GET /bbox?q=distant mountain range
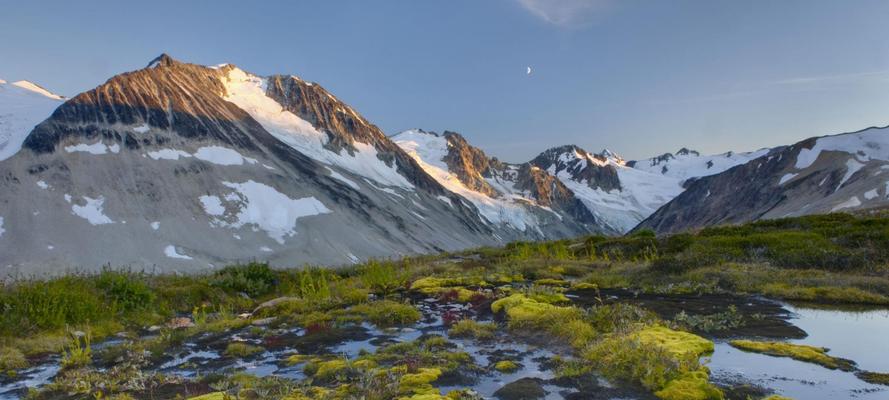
[1,54,887,275]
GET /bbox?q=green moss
[309,359,349,380]
[224,342,263,358]
[448,319,496,340]
[493,360,520,372]
[398,367,442,395]
[729,340,855,371]
[584,327,713,392]
[635,326,714,360]
[857,371,889,386]
[654,369,724,400]
[572,282,599,290]
[187,393,226,400]
[349,300,421,327]
[534,278,570,287]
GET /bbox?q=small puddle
[709,303,889,399]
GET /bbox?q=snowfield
[796,127,889,170]
[221,68,413,189]
[0,80,63,161]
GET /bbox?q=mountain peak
[146,53,177,68]
[676,147,700,156]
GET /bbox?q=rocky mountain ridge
[2,54,888,275]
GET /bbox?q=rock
[166,317,195,329]
[147,325,162,332]
[252,296,300,314]
[252,317,276,326]
[238,313,252,319]
[494,378,547,400]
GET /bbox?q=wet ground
[2,290,888,400]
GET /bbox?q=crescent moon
[527,66,532,75]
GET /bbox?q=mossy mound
[729,340,855,371]
[348,300,421,327]
[635,326,714,360]
[449,319,496,340]
[494,360,520,372]
[398,367,442,396]
[223,342,263,358]
[856,370,889,386]
[654,369,723,400]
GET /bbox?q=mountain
[527,145,684,232]
[392,129,614,236]
[0,54,548,276]
[626,146,769,184]
[637,126,889,233]
[0,79,64,161]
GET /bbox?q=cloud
[516,0,611,27]
[772,70,889,86]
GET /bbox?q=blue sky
[2,0,889,161]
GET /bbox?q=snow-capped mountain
[392,129,613,236]
[637,126,889,233]
[627,147,769,184]
[528,146,684,232]
[0,55,507,276]
[2,53,887,275]
[0,79,64,161]
[0,55,608,276]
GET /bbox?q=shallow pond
[708,303,889,400]
[2,293,889,400]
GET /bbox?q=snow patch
[164,245,193,260]
[831,196,861,212]
[864,189,879,200]
[0,216,4,238]
[194,146,257,166]
[64,142,113,155]
[199,195,226,216]
[259,246,272,252]
[150,221,160,230]
[204,180,332,244]
[778,173,797,185]
[796,127,889,169]
[836,158,865,192]
[326,167,360,189]
[133,123,150,133]
[147,149,192,160]
[36,180,49,189]
[71,196,114,225]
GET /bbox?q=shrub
[95,269,155,312]
[359,260,408,295]
[0,277,103,333]
[210,262,277,298]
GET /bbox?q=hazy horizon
[3,0,889,162]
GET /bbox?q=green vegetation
[224,342,264,358]
[493,360,519,372]
[448,319,496,340]
[729,340,855,371]
[856,371,889,386]
[2,213,889,399]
